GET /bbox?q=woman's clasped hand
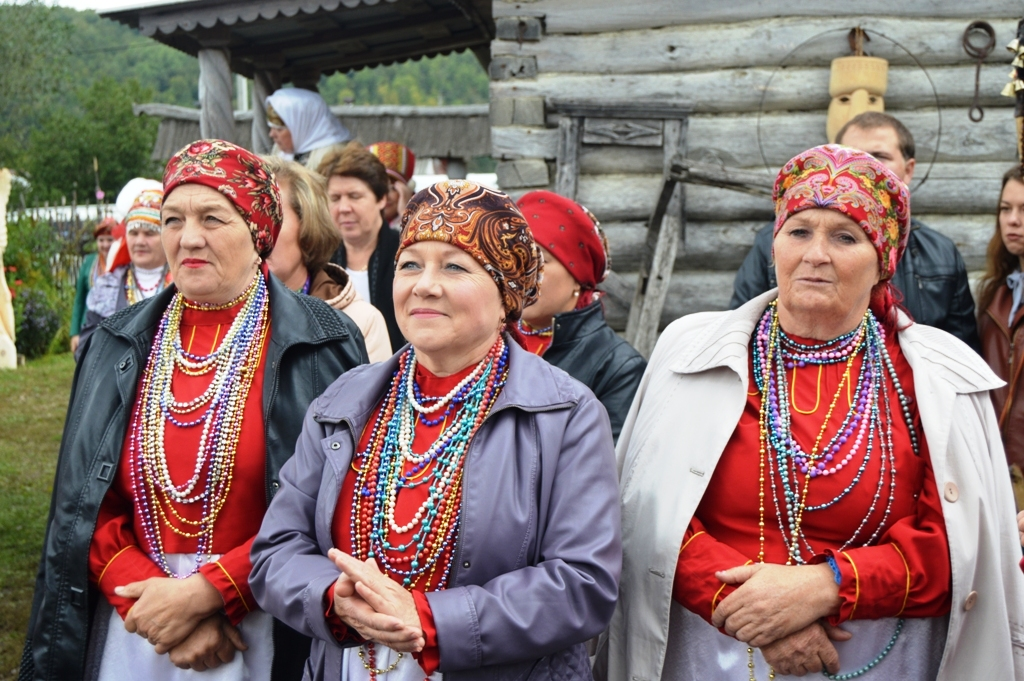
[712,562,848,675]
[327,548,425,652]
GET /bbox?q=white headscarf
[265,88,351,156]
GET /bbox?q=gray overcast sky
[54,0,171,11]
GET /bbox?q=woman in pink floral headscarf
[602,145,1024,681]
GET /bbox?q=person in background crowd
[321,142,405,351]
[21,139,368,681]
[602,145,1023,681]
[367,141,416,229]
[251,179,620,681]
[266,88,351,171]
[730,111,981,351]
[516,190,645,440]
[70,216,116,354]
[263,156,392,362]
[977,166,1024,511]
[77,189,171,356]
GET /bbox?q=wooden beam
[491,17,1020,71]
[554,116,581,199]
[625,117,687,358]
[492,63,1010,114]
[491,0,1024,34]
[198,47,237,144]
[251,69,279,154]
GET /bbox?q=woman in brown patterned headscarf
[251,179,622,681]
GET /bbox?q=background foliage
[0,2,488,202]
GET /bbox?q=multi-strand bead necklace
[747,301,915,680]
[128,272,269,578]
[349,336,508,678]
[125,264,170,305]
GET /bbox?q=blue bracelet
[826,555,842,585]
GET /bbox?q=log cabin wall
[488,1,1023,330]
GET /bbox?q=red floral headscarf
[516,190,609,308]
[163,139,282,257]
[773,144,911,280]
[398,180,541,322]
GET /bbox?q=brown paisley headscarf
[398,180,541,322]
[163,139,282,257]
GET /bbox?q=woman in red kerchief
[251,180,621,681]
[516,190,646,439]
[21,140,367,681]
[601,145,1024,680]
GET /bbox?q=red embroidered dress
[324,362,482,675]
[674,332,951,626]
[89,300,270,625]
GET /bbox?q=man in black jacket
[730,112,981,351]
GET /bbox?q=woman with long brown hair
[978,166,1024,507]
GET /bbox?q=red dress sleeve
[198,537,257,626]
[673,515,753,625]
[827,438,951,624]
[88,488,166,619]
[411,590,440,675]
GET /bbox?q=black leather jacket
[729,220,981,351]
[541,302,647,440]
[330,222,405,352]
[20,275,368,681]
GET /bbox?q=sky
[52,0,172,11]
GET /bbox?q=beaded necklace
[125,264,169,305]
[746,301,914,680]
[517,319,553,337]
[127,272,269,578]
[350,336,509,678]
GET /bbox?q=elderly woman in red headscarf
[22,140,367,681]
[601,145,1024,680]
[516,191,646,439]
[251,180,621,681]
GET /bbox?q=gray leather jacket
[729,220,981,351]
[250,339,622,681]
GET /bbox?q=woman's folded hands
[328,548,425,652]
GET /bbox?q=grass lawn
[0,353,75,680]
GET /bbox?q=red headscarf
[516,190,609,308]
[163,139,282,258]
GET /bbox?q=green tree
[320,51,488,106]
[25,77,161,202]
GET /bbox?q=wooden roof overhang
[102,0,494,81]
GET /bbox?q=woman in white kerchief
[265,88,351,170]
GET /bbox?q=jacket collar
[314,333,578,425]
[670,289,1001,395]
[550,301,605,349]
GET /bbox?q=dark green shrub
[14,287,60,359]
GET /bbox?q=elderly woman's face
[328,175,387,247]
[999,179,1024,259]
[394,240,504,371]
[266,182,304,275]
[127,228,167,270]
[522,247,578,326]
[161,184,261,303]
[774,208,880,334]
[269,126,294,154]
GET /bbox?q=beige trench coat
[601,291,1024,681]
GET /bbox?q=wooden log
[198,48,237,144]
[601,269,737,331]
[491,64,1010,114]
[491,17,1020,72]
[251,69,276,154]
[492,0,1024,34]
[601,214,996,272]
[493,107,1019,165]
[577,163,1010,222]
[495,159,550,188]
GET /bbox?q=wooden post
[555,116,581,198]
[625,117,688,358]
[198,47,236,143]
[251,69,280,154]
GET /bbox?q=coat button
[964,591,978,611]
[330,442,341,450]
[271,481,280,491]
[943,482,960,503]
[462,561,471,569]
[118,361,127,370]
